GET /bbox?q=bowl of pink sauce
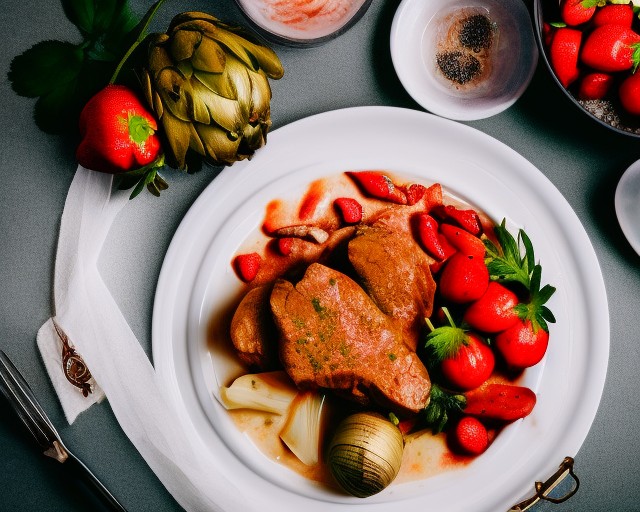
[233,0,373,46]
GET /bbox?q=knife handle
[64,452,128,512]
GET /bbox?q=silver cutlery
[0,349,127,512]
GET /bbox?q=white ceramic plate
[615,159,640,256]
[152,106,609,511]
[390,0,538,121]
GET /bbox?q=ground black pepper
[458,14,493,53]
[436,51,481,85]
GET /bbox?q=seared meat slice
[230,285,279,370]
[347,209,436,350]
[270,263,430,415]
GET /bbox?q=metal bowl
[533,0,640,137]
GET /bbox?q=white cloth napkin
[37,166,257,512]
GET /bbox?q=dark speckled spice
[436,51,481,85]
[458,14,493,53]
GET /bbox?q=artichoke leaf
[193,69,235,99]
[169,28,202,62]
[160,112,191,169]
[196,122,243,165]
[242,43,284,79]
[248,70,272,120]
[147,43,174,80]
[141,70,154,111]
[168,11,220,32]
[152,90,164,119]
[188,122,206,156]
[156,67,192,122]
[191,79,245,131]
[225,56,252,121]
[191,36,227,73]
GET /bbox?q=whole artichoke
[142,12,284,170]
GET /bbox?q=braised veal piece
[270,263,431,415]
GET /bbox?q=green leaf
[537,284,556,305]
[520,229,535,277]
[129,178,146,199]
[62,0,135,38]
[61,0,95,36]
[540,306,556,324]
[8,41,84,98]
[421,384,465,434]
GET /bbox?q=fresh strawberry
[416,213,446,260]
[581,24,640,73]
[464,383,536,422]
[234,253,262,282]
[550,27,582,87]
[425,309,494,390]
[276,237,294,256]
[542,22,556,48]
[77,85,162,174]
[560,0,598,26]
[439,223,485,258]
[578,72,614,100]
[495,319,550,369]
[333,197,363,224]
[592,3,634,29]
[433,204,482,236]
[463,282,520,333]
[439,253,489,304]
[346,171,407,204]
[619,71,640,115]
[450,416,489,455]
[402,183,427,206]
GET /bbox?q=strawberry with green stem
[484,220,556,369]
[424,308,495,391]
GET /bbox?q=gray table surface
[1,0,639,511]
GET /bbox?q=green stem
[109,0,167,84]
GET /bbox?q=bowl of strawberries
[535,0,640,136]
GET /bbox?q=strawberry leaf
[421,384,466,434]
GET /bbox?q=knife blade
[0,349,127,512]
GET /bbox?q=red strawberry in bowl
[560,0,598,26]
[581,24,640,73]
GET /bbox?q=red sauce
[298,179,325,220]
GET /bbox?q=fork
[0,349,127,512]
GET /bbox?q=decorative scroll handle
[53,319,93,397]
[510,457,580,511]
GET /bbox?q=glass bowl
[232,0,373,47]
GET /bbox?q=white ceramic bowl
[390,0,538,121]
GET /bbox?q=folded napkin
[37,166,257,512]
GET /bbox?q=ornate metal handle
[510,457,580,511]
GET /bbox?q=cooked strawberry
[550,27,582,87]
[333,197,363,224]
[464,383,536,422]
[425,309,494,391]
[234,253,262,282]
[495,319,550,369]
[463,281,520,333]
[402,183,427,205]
[578,72,614,100]
[416,213,446,260]
[592,3,634,29]
[432,204,482,236]
[439,223,485,258]
[581,24,640,73]
[276,237,294,256]
[451,416,489,455]
[439,253,489,304]
[560,0,598,26]
[345,171,407,204]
